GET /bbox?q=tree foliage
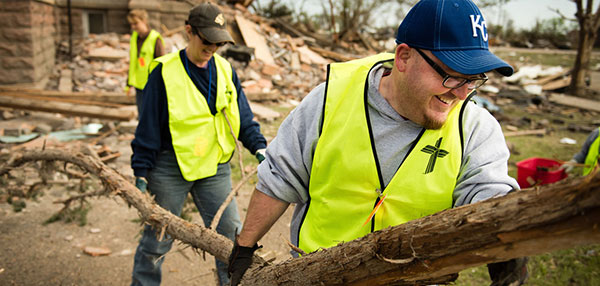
[251,0,294,18]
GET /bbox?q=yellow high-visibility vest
[299,53,464,254]
[583,127,600,175]
[128,29,163,90]
[153,52,240,181]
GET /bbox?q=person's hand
[559,159,577,173]
[126,86,135,96]
[255,148,266,163]
[135,177,147,193]
[228,242,261,286]
[487,257,529,286]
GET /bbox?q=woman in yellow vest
[126,9,165,116]
[229,0,528,285]
[130,4,267,286]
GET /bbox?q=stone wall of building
[0,0,194,87]
[55,0,129,42]
[0,0,56,87]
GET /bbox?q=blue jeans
[131,151,241,286]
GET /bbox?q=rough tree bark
[242,172,600,285]
[2,149,599,285]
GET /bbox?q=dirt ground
[0,135,295,286]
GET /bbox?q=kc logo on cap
[470,15,488,41]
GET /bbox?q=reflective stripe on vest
[583,127,600,175]
[299,53,463,254]
[154,52,240,181]
[128,29,163,89]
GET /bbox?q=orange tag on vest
[138,57,145,67]
[362,194,387,227]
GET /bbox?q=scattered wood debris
[83,246,112,257]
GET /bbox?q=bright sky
[481,0,580,29]
[254,0,590,30]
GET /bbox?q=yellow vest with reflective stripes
[128,29,163,89]
[153,52,240,181]
[583,127,600,175]
[299,53,463,254]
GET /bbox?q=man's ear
[394,43,411,72]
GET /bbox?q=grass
[454,246,600,286]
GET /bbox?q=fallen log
[0,95,135,121]
[0,92,127,108]
[503,128,547,137]
[0,87,134,105]
[548,92,600,112]
[242,171,600,285]
[2,149,599,285]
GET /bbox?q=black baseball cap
[187,3,234,44]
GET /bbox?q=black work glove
[487,257,529,286]
[228,242,261,286]
[135,177,147,193]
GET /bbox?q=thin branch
[209,167,257,230]
[222,110,246,178]
[53,189,107,204]
[0,149,266,266]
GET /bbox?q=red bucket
[516,157,567,188]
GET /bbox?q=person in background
[564,127,600,175]
[227,0,527,285]
[126,9,165,116]
[130,3,267,286]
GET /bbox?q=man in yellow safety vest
[228,0,527,285]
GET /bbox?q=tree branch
[0,149,266,266]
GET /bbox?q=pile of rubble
[45,6,340,102]
[2,3,600,149]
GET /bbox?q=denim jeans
[131,151,241,286]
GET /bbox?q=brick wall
[0,0,194,87]
[0,0,55,87]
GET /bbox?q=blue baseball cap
[396,0,513,76]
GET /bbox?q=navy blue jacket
[131,49,267,178]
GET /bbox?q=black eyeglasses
[192,27,227,47]
[414,48,488,90]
